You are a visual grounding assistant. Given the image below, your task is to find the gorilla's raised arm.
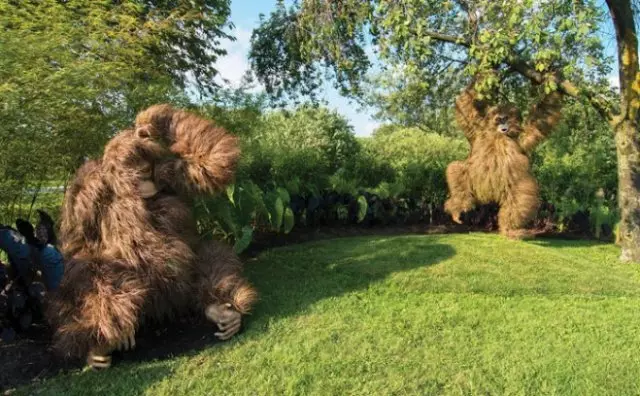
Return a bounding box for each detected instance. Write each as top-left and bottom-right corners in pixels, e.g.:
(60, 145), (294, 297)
(134, 104), (240, 196)
(455, 76), (490, 144)
(519, 91), (563, 153)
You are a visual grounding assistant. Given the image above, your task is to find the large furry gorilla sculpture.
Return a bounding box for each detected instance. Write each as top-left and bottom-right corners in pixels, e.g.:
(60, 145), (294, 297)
(444, 75), (563, 237)
(47, 104), (257, 369)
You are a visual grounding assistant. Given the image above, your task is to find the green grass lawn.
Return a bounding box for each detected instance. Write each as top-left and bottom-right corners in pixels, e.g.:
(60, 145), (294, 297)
(21, 233), (640, 396)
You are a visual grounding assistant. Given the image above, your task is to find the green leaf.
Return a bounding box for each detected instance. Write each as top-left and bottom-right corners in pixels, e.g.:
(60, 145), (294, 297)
(226, 184), (235, 206)
(264, 191), (283, 231)
(236, 186), (258, 225)
(283, 207), (295, 234)
(273, 196), (284, 231)
(233, 226), (254, 254)
(336, 204), (349, 220)
(247, 182), (268, 218)
(285, 178), (301, 195)
(357, 195), (368, 223)
(276, 187), (291, 206)
(211, 199), (240, 234)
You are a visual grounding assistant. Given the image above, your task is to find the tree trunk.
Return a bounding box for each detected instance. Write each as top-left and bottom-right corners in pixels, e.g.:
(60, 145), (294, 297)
(607, 0), (640, 262)
(614, 120), (640, 262)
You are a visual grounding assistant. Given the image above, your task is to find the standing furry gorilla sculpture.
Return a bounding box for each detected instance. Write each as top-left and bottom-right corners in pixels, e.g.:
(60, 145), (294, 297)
(46, 104), (257, 369)
(444, 75), (563, 237)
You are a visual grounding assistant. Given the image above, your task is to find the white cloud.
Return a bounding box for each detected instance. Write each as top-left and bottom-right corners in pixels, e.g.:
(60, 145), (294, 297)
(361, 121), (381, 137)
(608, 73), (620, 89)
(214, 26), (254, 88)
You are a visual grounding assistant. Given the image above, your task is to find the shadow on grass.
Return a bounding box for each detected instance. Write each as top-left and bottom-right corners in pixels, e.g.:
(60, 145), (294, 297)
(27, 362), (174, 396)
(245, 235), (455, 321)
(5, 235), (454, 392)
(114, 236), (455, 365)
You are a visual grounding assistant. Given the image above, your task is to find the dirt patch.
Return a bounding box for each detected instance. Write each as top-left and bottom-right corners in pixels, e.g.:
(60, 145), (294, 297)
(0, 224), (604, 392)
(0, 316), (232, 392)
(0, 324), (73, 392)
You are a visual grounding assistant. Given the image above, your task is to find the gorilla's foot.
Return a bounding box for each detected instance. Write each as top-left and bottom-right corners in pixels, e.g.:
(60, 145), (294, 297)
(205, 303), (242, 341)
(117, 331), (136, 352)
(87, 331), (136, 370)
(451, 212), (463, 225)
(87, 346), (114, 370)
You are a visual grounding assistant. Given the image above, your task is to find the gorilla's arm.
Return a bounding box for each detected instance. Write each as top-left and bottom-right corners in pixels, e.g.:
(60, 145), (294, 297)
(519, 91), (563, 153)
(60, 131), (167, 260)
(59, 160), (108, 257)
(455, 77), (489, 144)
(134, 105), (240, 196)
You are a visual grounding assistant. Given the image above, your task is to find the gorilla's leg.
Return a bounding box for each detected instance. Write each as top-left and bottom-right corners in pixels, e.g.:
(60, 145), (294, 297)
(192, 241), (257, 340)
(444, 160), (476, 224)
(498, 176), (540, 238)
(47, 258), (146, 369)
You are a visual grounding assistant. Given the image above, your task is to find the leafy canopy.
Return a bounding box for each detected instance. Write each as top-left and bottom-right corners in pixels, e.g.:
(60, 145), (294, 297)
(250, 0), (611, 109)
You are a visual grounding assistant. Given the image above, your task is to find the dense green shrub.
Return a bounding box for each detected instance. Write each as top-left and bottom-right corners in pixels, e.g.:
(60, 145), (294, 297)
(192, 97), (621, 248)
(532, 99), (618, 232)
(193, 103), (369, 251)
(341, 139), (397, 188)
(365, 128), (468, 205)
(260, 105), (359, 168)
(241, 105), (361, 192)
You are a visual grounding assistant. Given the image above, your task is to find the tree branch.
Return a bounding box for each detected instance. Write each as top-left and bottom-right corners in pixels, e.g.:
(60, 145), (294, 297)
(606, 0), (639, 125)
(423, 29), (614, 121)
(423, 31), (470, 47)
(508, 58), (613, 121)
(453, 0), (480, 39)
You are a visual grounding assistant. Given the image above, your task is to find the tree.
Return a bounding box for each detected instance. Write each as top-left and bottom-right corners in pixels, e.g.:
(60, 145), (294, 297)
(250, 0), (640, 262)
(250, 1), (611, 101)
(605, 0), (640, 262)
(363, 66), (463, 136)
(0, 0), (233, 217)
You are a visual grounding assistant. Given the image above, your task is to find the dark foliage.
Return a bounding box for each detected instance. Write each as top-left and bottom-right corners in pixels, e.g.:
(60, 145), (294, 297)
(279, 189), (612, 241)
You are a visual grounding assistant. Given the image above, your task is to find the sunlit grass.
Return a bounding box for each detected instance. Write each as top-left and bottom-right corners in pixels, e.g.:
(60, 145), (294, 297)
(22, 233), (640, 396)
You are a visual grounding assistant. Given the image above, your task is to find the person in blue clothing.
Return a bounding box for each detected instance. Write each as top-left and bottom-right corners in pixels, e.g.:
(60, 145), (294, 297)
(0, 211), (63, 341)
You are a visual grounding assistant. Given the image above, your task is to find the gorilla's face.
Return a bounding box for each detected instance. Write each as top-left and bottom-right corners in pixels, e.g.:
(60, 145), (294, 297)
(489, 104), (523, 138)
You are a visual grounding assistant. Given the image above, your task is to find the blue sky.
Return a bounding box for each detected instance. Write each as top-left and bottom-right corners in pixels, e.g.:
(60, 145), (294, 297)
(214, 1), (620, 137)
(214, 0), (380, 136)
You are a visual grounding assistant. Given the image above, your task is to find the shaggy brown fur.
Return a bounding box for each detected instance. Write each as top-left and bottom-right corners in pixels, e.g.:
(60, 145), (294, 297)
(444, 76), (563, 237)
(47, 104), (257, 368)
